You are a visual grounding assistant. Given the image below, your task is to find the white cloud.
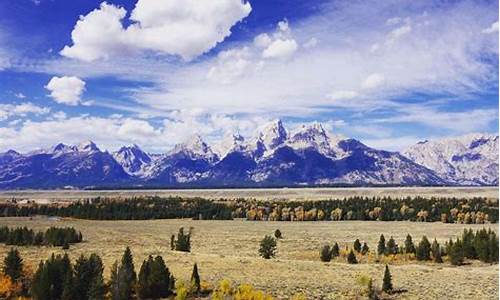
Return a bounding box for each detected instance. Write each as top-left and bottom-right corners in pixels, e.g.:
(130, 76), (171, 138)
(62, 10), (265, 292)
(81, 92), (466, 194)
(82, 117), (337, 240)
(254, 33), (272, 48)
(207, 47), (252, 84)
(14, 93), (26, 99)
(362, 73), (385, 89)
(386, 17), (402, 26)
(0, 103), (50, 121)
(328, 90), (359, 100)
(262, 39), (298, 59)
(60, 0), (252, 62)
(45, 76), (86, 105)
(303, 37), (318, 48)
(482, 21), (499, 34)
(385, 24), (412, 46)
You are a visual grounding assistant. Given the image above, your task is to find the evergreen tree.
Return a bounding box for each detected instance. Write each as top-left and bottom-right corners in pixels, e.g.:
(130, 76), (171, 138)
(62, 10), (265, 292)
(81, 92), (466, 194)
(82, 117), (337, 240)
(110, 247), (137, 300)
(431, 239), (443, 263)
(353, 239), (362, 253)
(31, 254), (72, 300)
(61, 271), (75, 300)
(259, 235), (277, 259)
(88, 275), (105, 300)
(382, 265), (393, 293)
(150, 256), (173, 298)
(347, 250), (358, 264)
(174, 227), (192, 252)
(170, 234), (175, 251)
(331, 242), (340, 258)
(415, 236), (431, 261)
(404, 234), (415, 254)
(361, 242), (370, 255)
(461, 229), (476, 259)
(3, 248), (23, 282)
(320, 245), (332, 262)
(274, 229), (282, 239)
(137, 256), (152, 299)
(191, 263), (201, 293)
(448, 238), (464, 266)
(73, 253), (104, 300)
(386, 237), (398, 255)
(377, 234), (386, 256)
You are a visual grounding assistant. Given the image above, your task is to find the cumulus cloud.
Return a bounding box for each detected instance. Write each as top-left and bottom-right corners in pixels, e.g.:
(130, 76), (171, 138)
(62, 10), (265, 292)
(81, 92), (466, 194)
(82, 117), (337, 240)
(14, 93), (26, 99)
(0, 103), (50, 121)
(362, 73), (385, 89)
(60, 0), (252, 62)
(482, 21), (499, 34)
(45, 76), (86, 105)
(262, 39), (298, 59)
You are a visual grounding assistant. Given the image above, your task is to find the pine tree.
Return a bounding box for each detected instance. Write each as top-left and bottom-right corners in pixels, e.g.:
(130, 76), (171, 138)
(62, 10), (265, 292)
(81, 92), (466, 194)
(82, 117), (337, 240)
(259, 235), (277, 259)
(150, 256), (173, 298)
(320, 245), (332, 262)
(61, 271), (75, 300)
(377, 234), (386, 256)
(174, 228), (192, 252)
(347, 250), (358, 264)
(415, 236), (431, 261)
(191, 263), (201, 293)
(331, 242), (340, 258)
(88, 275), (105, 300)
(431, 239), (443, 263)
(110, 247), (137, 300)
(448, 238), (464, 266)
(404, 234), (415, 254)
(354, 239), (362, 253)
(3, 248), (23, 282)
(73, 253), (104, 300)
(137, 256), (152, 299)
(386, 237), (398, 255)
(382, 265), (393, 293)
(361, 242), (370, 255)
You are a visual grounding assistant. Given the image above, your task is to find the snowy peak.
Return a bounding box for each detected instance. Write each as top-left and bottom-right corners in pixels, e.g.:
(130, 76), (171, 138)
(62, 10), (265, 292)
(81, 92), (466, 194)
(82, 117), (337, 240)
(170, 135), (218, 162)
(113, 144), (152, 176)
(77, 140), (100, 153)
(403, 133), (499, 185)
(259, 119), (288, 150)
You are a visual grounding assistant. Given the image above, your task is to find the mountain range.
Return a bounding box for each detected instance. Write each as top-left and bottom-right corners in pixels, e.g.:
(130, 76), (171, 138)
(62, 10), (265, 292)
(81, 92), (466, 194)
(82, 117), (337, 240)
(0, 120), (497, 189)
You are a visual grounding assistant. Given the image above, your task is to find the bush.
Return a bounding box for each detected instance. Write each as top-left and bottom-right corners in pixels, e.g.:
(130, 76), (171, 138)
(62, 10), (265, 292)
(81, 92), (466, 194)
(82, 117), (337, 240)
(361, 242), (370, 255)
(415, 236), (431, 261)
(259, 236), (277, 259)
(347, 250), (358, 264)
(386, 237), (398, 255)
(354, 239), (361, 253)
(173, 228), (192, 252)
(320, 245), (332, 262)
(274, 229), (282, 239)
(331, 242), (340, 258)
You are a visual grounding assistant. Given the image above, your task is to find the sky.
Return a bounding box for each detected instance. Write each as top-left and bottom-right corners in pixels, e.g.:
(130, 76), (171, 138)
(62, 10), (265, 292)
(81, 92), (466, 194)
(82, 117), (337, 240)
(0, 0), (498, 153)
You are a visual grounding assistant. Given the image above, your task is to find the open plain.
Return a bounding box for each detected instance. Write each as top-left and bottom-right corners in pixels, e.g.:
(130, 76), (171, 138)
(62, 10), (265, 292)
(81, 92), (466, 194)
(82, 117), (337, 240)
(0, 217), (497, 299)
(0, 186), (497, 203)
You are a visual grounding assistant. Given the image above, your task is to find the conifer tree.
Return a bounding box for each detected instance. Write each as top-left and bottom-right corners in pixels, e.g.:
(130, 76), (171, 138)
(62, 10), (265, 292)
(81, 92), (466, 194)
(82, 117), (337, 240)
(3, 248), (23, 282)
(110, 247), (137, 300)
(377, 234), (386, 256)
(170, 235), (175, 251)
(386, 237), (398, 255)
(404, 234), (415, 254)
(448, 238), (464, 266)
(431, 239), (443, 263)
(347, 250), (358, 264)
(361, 242), (370, 255)
(382, 265), (393, 293)
(354, 239), (362, 253)
(191, 263), (201, 293)
(320, 245), (332, 262)
(415, 236), (431, 261)
(259, 235), (277, 259)
(331, 242), (340, 258)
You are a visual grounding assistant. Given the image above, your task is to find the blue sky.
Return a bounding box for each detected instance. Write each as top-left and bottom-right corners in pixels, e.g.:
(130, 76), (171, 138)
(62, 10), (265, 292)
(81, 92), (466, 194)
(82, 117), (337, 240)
(0, 0), (498, 153)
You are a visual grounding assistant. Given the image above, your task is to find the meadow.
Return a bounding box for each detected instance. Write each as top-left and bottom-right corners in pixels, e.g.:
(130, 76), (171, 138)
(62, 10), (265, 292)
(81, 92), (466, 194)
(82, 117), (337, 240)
(0, 217), (497, 299)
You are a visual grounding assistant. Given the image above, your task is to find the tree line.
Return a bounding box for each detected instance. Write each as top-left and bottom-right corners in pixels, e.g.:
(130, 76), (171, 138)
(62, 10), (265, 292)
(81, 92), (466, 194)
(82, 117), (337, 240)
(314, 228), (498, 266)
(1, 196), (496, 223)
(0, 226), (82, 248)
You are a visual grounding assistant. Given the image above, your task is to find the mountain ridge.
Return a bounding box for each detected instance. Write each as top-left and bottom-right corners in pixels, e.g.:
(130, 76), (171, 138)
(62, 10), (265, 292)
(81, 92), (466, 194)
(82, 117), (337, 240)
(0, 121), (497, 188)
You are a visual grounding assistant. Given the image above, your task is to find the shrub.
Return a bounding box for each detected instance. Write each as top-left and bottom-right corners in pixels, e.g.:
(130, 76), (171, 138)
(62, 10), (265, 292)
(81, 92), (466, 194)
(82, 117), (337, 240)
(274, 229), (282, 239)
(320, 245), (332, 262)
(382, 265), (393, 293)
(173, 228), (192, 252)
(259, 236), (277, 259)
(354, 239), (362, 253)
(331, 242), (340, 258)
(377, 235), (386, 256)
(386, 237), (398, 255)
(361, 242), (370, 255)
(404, 234), (415, 254)
(347, 250), (358, 264)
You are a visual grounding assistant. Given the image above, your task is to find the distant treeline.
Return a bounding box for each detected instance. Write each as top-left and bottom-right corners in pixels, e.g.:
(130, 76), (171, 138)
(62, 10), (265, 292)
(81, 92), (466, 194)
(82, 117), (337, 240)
(0, 196), (497, 223)
(0, 226), (82, 247)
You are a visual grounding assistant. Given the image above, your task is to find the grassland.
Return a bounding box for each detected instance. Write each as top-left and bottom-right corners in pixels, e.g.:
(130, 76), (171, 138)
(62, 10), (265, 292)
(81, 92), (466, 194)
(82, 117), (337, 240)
(0, 217), (497, 299)
(0, 186), (497, 203)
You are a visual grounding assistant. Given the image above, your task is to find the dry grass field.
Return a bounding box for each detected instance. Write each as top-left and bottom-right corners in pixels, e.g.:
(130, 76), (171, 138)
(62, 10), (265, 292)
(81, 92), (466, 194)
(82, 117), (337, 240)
(0, 186), (497, 203)
(0, 217), (497, 299)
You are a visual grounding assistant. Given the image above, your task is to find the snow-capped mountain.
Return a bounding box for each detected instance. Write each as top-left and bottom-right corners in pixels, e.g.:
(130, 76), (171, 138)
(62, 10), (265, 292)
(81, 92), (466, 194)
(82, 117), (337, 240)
(403, 133), (499, 185)
(113, 144), (152, 176)
(0, 121), (497, 189)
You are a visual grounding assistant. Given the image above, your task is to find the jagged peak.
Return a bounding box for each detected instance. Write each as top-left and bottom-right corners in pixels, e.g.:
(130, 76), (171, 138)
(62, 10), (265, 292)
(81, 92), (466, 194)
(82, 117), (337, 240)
(77, 140), (99, 152)
(259, 119), (288, 150)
